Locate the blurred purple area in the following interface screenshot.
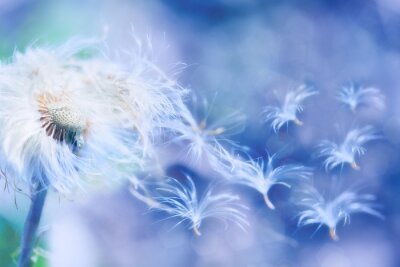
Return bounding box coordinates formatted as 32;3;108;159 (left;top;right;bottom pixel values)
0;0;399;267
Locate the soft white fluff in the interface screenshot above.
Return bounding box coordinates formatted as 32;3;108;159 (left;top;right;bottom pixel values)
337;85;385;112
316;126;379;171
233;153;313;209
0;41;172;195
164;100;246;162
153;175;248;236
296;184;382;240
263;84;318;132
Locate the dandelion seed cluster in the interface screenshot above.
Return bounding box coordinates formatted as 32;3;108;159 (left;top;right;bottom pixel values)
132;81;384;239
0;37;387;259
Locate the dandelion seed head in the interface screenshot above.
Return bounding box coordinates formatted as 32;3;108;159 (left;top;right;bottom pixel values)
37;92;88;144
0;41;150;195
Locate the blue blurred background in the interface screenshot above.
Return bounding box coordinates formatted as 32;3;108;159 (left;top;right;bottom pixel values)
0;0;399;266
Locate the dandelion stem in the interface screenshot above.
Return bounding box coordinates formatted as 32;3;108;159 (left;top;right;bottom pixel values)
18;182;48;267
263;194;275;210
193;225;202;236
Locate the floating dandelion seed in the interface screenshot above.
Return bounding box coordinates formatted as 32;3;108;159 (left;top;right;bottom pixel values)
337;85;385;112
263;84;318;132
153;176;248;236
165;100;246;162
234;154;313;209
316;126;379;171
295;185;382;240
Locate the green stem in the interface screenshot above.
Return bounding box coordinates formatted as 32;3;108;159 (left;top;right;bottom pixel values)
18;182;48;267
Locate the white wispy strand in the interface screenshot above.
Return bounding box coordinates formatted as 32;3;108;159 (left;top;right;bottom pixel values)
234;154;313;209
208;146;252;179
129;174;161;208
153;176;248;236
0;42;143;195
165;103;246;162
316;126;379;171
77;37;188;158
337;85;385;112
295;185;382;240
263;84;318;132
